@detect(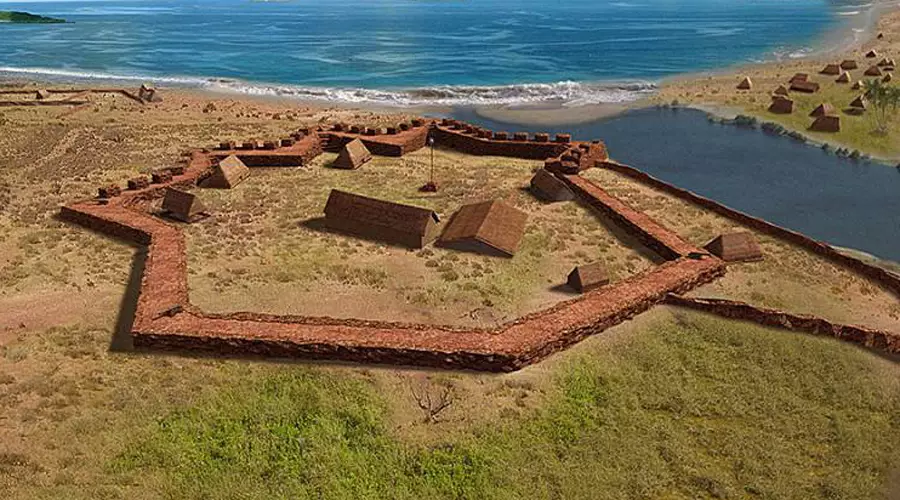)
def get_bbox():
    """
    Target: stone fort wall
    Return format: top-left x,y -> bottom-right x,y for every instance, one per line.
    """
57,118 -> 900,369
